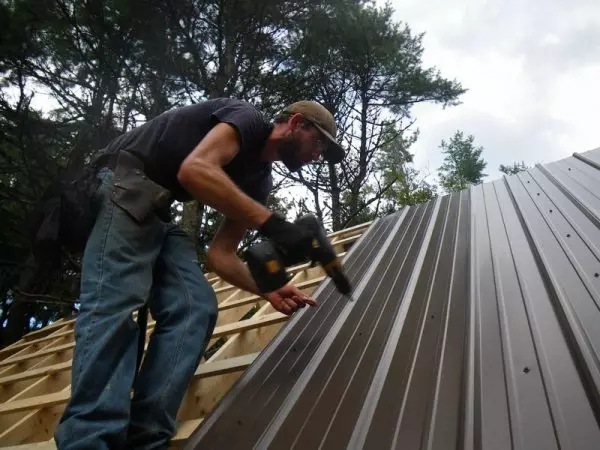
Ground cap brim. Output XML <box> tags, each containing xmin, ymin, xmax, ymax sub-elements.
<box><xmin>313</xmin><ymin>124</ymin><xmax>345</xmax><ymax>164</ymax></box>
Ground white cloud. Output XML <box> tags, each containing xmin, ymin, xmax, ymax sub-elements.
<box><xmin>381</xmin><ymin>0</ymin><xmax>600</xmax><ymax>183</ymax></box>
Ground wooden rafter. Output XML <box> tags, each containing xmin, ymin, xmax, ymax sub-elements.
<box><xmin>0</xmin><ymin>221</ymin><xmax>372</xmax><ymax>448</ymax></box>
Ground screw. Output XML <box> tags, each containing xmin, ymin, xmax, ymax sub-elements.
<box><xmin>523</xmin><ymin>367</ymin><xmax>530</xmax><ymax>374</ymax></box>
<box><xmin>537</xmin><ymin>193</ymin><xmax>540</xmax><ymax>196</ymax></box>
<box><xmin>549</xmin><ymin>210</ymin><xmax>553</xmax><ymax>213</ymax></box>
<box><xmin>595</xmin><ymin>273</ymin><xmax>599</xmax><ymax>278</ymax></box>
<box><xmin>567</xmin><ymin>234</ymin><xmax>571</xmax><ymax>238</ymax></box>
<box><xmin>430</xmin><ymin>314</ymin><xmax>435</xmax><ymax>319</ymax></box>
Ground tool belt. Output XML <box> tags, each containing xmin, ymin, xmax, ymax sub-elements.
<box><xmin>110</xmin><ymin>150</ymin><xmax>173</xmax><ymax>224</ymax></box>
<box><xmin>31</xmin><ymin>150</ymin><xmax>173</xmax><ymax>267</ymax></box>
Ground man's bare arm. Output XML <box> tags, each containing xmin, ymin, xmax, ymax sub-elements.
<box><xmin>206</xmin><ymin>217</ymin><xmax>261</xmax><ymax>295</ymax></box>
<box><xmin>177</xmin><ymin>122</ymin><xmax>271</xmax><ymax>229</ymax></box>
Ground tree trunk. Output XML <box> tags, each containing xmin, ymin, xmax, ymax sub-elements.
<box><xmin>348</xmin><ymin>88</ymin><xmax>369</xmax><ymax>221</ymax></box>
<box><xmin>181</xmin><ymin>201</ymin><xmax>204</xmax><ymax>257</ymax></box>
<box><xmin>329</xmin><ymin>162</ymin><xmax>342</xmax><ymax>230</ymax></box>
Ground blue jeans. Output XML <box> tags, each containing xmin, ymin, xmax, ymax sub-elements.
<box><xmin>55</xmin><ymin>168</ymin><xmax>218</xmax><ymax>450</ymax></box>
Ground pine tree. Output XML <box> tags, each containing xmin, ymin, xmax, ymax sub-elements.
<box><xmin>438</xmin><ymin>131</ymin><xmax>487</xmax><ymax>193</ymax></box>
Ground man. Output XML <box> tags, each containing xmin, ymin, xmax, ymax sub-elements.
<box><xmin>55</xmin><ymin>98</ymin><xmax>345</xmax><ymax>449</ymax></box>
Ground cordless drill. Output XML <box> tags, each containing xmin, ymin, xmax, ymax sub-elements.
<box><xmin>245</xmin><ymin>214</ymin><xmax>352</xmax><ymax>298</ymax></box>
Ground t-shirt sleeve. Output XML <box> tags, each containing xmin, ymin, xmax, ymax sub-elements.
<box><xmin>211</xmin><ymin>102</ymin><xmax>269</xmax><ymax>155</ymax></box>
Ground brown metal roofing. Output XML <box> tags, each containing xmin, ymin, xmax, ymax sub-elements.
<box><xmin>184</xmin><ymin>148</ymin><xmax>600</xmax><ymax>450</ymax></box>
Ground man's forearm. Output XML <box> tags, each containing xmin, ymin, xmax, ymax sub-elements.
<box><xmin>178</xmin><ymin>161</ymin><xmax>270</xmax><ymax>229</ymax></box>
<box><xmin>208</xmin><ymin>251</ymin><xmax>261</xmax><ymax>296</ymax></box>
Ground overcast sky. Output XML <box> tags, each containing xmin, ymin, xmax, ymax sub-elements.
<box><xmin>381</xmin><ymin>0</ymin><xmax>600</xmax><ymax>183</ymax></box>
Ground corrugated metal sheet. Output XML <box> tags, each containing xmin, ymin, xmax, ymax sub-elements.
<box><xmin>185</xmin><ymin>148</ymin><xmax>600</xmax><ymax>450</ymax></box>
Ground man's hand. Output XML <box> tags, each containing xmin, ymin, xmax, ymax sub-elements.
<box><xmin>264</xmin><ymin>284</ymin><xmax>317</xmax><ymax>316</ymax></box>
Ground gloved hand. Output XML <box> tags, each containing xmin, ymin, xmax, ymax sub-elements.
<box><xmin>258</xmin><ymin>213</ymin><xmax>315</xmax><ymax>264</ymax></box>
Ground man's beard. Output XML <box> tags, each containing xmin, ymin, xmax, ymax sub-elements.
<box><xmin>278</xmin><ymin>135</ymin><xmax>303</xmax><ymax>172</ymax></box>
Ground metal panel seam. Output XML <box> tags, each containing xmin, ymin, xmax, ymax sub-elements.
<box><xmin>347</xmin><ymin>196</ymin><xmax>443</xmax><ymax>450</ymax></box>
<box><xmin>502</xmin><ymin>173</ymin><xmax>600</xmax><ymax>426</ymax></box>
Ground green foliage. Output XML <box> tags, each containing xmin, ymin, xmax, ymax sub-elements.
<box><xmin>499</xmin><ymin>161</ymin><xmax>529</xmax><ymax>175</ymax></box>
<box><xmin>437</xmin><ymin>131</ymin><xmax>487</xmax><ymax>193</ymax></box>
<box><xmin>377</xmin><ymin>124</ymin><xmax>436</xmax><ymax>210</ymax></box>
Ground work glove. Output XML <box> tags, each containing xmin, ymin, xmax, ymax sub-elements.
<box><xmin>258</xmin><ymin>213</ymin><xmax>315</xmax><ymax>265</ymax></box>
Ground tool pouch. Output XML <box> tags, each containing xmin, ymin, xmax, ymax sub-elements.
<box><xmin>111</xmin><ymin>150</ymin><xmax>172</xmax><ymax>223</ymax></box>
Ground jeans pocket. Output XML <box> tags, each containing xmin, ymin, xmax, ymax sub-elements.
<box><xmin>110</xmin><ymin>151</ymin><xmax>172</xmax><ymax>223</ymax></box>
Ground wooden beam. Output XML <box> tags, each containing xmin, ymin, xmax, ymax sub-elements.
<box><xmin>0</xmin><ymin>368</ymin><xmax>70</xmax><ymax>433</ymax></box>
<box><xmin>0</xmin><ymin>417</ymin><xmax>203</xmax><ymax>449</ymax></box>
<box><xmin>0</xmin><ymin>353</ymin><xmax>250</xmax><ymax>447</ymax></box>
<box><xmin>0</xmin><ymin>343</ymin><xmax>75</xmax><ymax>369</ymax></box>
<box><xmin>0</xmin><ymin>391</ymin><xmax>68</xmax><ymax>416</ymax></box>
<box><xmin>194</xmin><ymin>352</ymin><xmax>258</xmax><ymax>378</ymax></box>
<box><xmin>0</xmin><ymin>362</ymin><xmax>71</xmax><ymax>387</ymax></box>
<box><xmin>0</xmin><ymin>399</ymin><xmax>64</xmax><ymax>446</ymax></box>
<box><xmin>23</xmin><ymin>350</ymin><xmax>73</xmax><ymax>374</ymax></box>
<box><xmin>214</xmin><ymin>286</ymin><xmax>258</xmax><ymax>329</ymax></box>
<box><xmin>170</xmin><ymin>419</ymin><xmax>203</xmax><ymax>448</ymax></box>
<box><xmin>327</xmin><ymin>220</ymin><xmax>372</xmax><ymax>238</ymax></box>
<box><xmin>211</xmin><ymin>312</ymin><xmax>288</xmax><ymax>340</ymax></box>
<box><xmin>0</xmin><ymin>352</ymin><xmax>259</xmax><ymax>418</ymax></box>
<box><xmin>0</xmin><ymin>415</ymin><xmax>55</xmax><ymax>448</ymax></box>
<box><xmin>0</xmin><ymin>328</ymin><xmax>74</xmax><ymax>358</ymax></box>
<box><xmin>0</xmin><ymin>339</ymin><xmax>73</xmax><ymax>380</ymax></box>
<box><xmin>0</xmin><ymin>328</ymin><xmax>71</xmax><ymax>366</ymax></box>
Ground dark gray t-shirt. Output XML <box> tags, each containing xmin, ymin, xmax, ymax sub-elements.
<box><xmin>104</xmin><ymin>98</ymin><xmax>273</xmax><ymax>203</ymax></box>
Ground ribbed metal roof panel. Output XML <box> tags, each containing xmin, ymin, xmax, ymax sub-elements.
<box><xmin>185</xmin><ymin>148</ymin><xmax>600</xmax><ymax>450</ymax></box>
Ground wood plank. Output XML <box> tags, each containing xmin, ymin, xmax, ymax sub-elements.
<box><xmin>0</xmin><ymin>353</ymin><xmax>258</xmax><ymax>417</ymax></box>
<box><xmin>0</xmin><ymin>344</ymin><xmax>74</xmax><ymax>369</ymax></box>
<box><xmin>327</xmin><ymin>220</ymin><xmax>372</xmax><ymax>238</ymax></box>
<box><xmin>0</xmin><ymin>391</ymin><xmax>69</xmax><ymax>415</ymax></box>
<box><xmin>0</xmin><ymin>416</ymin><xmax>54</xmax><ymax>447</ymax></box>
<box><xmin>0</xmin><ymin>416</ymin><xmax>202</xmax><ymax>449</ymax></box>
<box><xmin>25</xmin><ymin>404</ymin><xmax>64</xmax><ymax>445</ymax></box>
<box><xmin>214</xmin><ymin>287</ymin><xmax>256</xmax><ymax>329</ymax></box>
<box><xmin>0</xmin><ymin>374</ymin><xmax>66</xmax><ymax>431</ymax></box>
<box><xmin>194</xmin><ymin>352</ymin><xmax>258</xmax><ymax>378</ymax></box>
<box><xmin>171</xmin><ymin>418</ymin><xmax>203</xmax><ymax>443</ymax></box>
<box><xmin>24</xmin><ymin>350</ymin><xmax>73</xmax><ymax>374</ymax></box>
<box><xmin>0</xmin><ymin>403</ymin><xmax>64</xmax><ymax>447</ymax></box>
<box><xmin>0</xmin><ymin>329</ymin><xmax>74</xmax><ymax>357</ymax></box>
<box><xmin>0</xmin><ymin>362</ymin><xmax>71</xmax><ymax>387</ymax></box>
<box><xmin>211</xmin><ymin>312</ymin><xmax>288</xmax><ymax>339</ymax></box>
